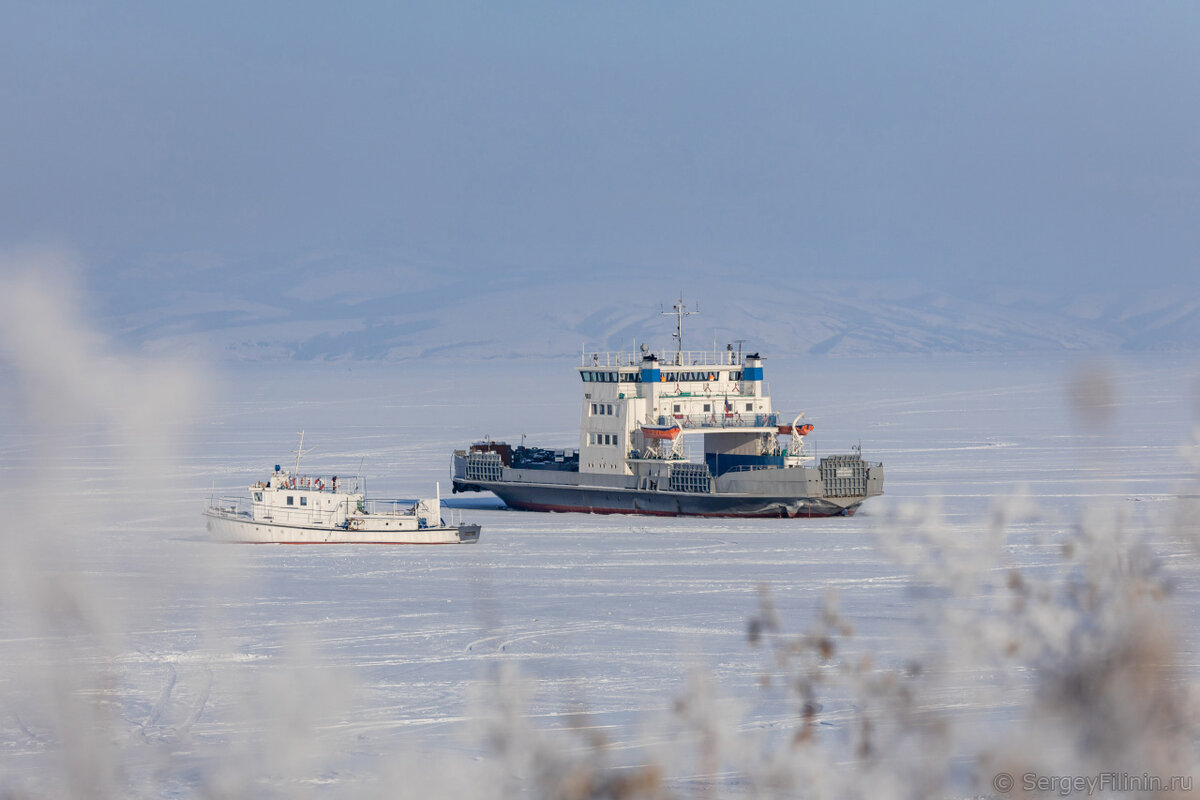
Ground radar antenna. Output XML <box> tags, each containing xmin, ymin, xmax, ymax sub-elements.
<box><xmin>660</xmin><ymin>295</ymin><xmax>699</xmax><ymax>364</ymax></box>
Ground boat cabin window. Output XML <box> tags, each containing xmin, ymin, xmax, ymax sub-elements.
<box><xmin>254</xmin><ymin>492</ymin><xmax>263</xmax><ymax>502</ymax></box>
<box><xmin>607</xmin><ymin>404</ymin><xmax>614</xmax><ymax>415</ymax></box>
<box><xmin>703</xmin><ymin>404</ymin><xmax>711</xmax><ymax>412</ymax></box>
<box><xmin>673</xmin><ymin>404</ymin><xmax>681</xmax><ymax>413</ymax></box>
<box><xmin>300</xmin><ymin>497</ymin><xmax>307</xmax><ymax>506</ymax></box>
<box><xmin>746</xmin><ymin>403</ymin><xmax>753</xmax><ymax>411</ymax></box>
<box><xmin>287</xmin><ymin>496</ymin><xmax>294</xmax><ymax>506</ymax></box>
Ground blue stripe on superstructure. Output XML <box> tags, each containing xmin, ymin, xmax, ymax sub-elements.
<box><xmin>744</xmin><ymin>366</ymin><xmax>764</xmax><ymax>381</ymax></box>
<box><xmin>640</xmin><ymin>368</ymin><xmax>661</xmax><ymax>382</ymax></box>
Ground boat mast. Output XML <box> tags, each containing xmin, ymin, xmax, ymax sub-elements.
<box><xmin>660</xmin><ymin>296</ymin><xmax>699</xmax><ymax>364</ymax></box>
<box><xmin>292</xmin><ymin>430</ymin><xmax>314</xmax><ymax>476</ymax></box>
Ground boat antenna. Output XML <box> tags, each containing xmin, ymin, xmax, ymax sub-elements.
<box><xmin>660</xmin><ymin>295</ymin><xmax>698</xmax><ymax>364</ymax></box>
<box><xmin>356</xmin><ymin>456</ymin><xmax>365</xmax><ymax>493</ymax></box>
<box><xmin>292</xmin><ymin>430</ymin><xmax>315</xmax><ymax>475</ymax></box>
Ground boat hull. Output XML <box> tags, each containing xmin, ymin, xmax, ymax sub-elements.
<box><xmin>453</xmin><ymin>478</ymin><xmax>860</xmax><ymax>518</ymax></box>
<box><xmin>204</xmin><ymin>510</ymin><xmax>480</xmax><ymax>544</ymax></box>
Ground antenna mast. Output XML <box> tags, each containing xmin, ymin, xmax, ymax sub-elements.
<box><xmin>292</xmin><ymin>430</ymin><xmax>315</xmax><ymax>475</ymax></box>
<box><xmin>660</xmin><ymin>295</ymin><xmax>699</xmax><ymax>363</ymax></box>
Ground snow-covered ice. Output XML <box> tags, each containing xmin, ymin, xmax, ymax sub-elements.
<box><xmin>2</xmin><ymin>352</ymin><xmax>1199</xmax><ymax>796</ymax></box>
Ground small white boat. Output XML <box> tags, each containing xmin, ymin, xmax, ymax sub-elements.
<box><xmin>205</xmin><ymin>433</ymin><xmax>480</xmax><ymax>544</ymax></box>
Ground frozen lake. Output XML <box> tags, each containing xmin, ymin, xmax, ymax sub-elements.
<box><xmin>2</xmin><ymin>354</ymin><xmax>1199</xmax><ymax>796</ymax></box>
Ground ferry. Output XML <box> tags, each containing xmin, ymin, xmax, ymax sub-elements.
<box><xmin>206</xmin><ymin>433</ymin><xmax>481</xmax><ymax>544</ymax></box>
<box><xmin>452</xmin><ymin>301</ymin><xmax>883</xmax><ymax>518</ymax></box>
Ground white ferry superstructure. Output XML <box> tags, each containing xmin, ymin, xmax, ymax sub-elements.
<box><xmin>452</xmin><ymin>305</ymin><xmax>883</xmax><ymax>518</ymax></box>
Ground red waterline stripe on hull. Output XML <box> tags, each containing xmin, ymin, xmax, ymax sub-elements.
<box><xmin>229</xmin><ymin>540</ymin><xmax>468</xmax><ymax>545</ymax></box>
<box><xmin>501</xmin><ymin>500</ymin><xmax>849</xmax><ymax>518</ymax></box>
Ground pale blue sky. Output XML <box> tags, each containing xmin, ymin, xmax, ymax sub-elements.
<box><xmin>4</xmin><ymin>2</ymin><xmax>1198</xmax><ymax>300</ymax></box>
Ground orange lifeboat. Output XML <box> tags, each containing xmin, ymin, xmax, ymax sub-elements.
<box><xmin>641</xmin><ymin>424</ymin><xmax>682</xmax><ymax>440</ymax></box>
<box><xmin>778</xmin><ymin>424</ymin><xmax>814</xmax><ymax>436</ymax></box>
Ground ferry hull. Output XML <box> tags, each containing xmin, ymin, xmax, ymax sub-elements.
<box><xmin>453</xmin><ymin>479</ymin><xmax>860</xmax><ymax>518</ymax></box>
<box><xmin>204</xmin><ymin>511</ymin><xmax>480</xmax><ymax>544</ymax></box>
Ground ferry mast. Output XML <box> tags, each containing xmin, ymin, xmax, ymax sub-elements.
<box><xmin>660</xmin><ymin>296</ymin><xmax>699</xmax><ymax>365</ymax></box>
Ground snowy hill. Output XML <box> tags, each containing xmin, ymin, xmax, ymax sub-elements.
<box><xmin>90</xmin><ymin>257</ymin><xmax>1198</xmax><ymax>360</ymax></box>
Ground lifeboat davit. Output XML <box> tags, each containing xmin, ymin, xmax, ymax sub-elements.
<box><xmin>641</xmin><ymin>424</ymin><xmax>682</xmax><ymax>440</ymax></box>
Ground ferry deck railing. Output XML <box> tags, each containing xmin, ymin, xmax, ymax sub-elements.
<box><xmin>656</xmin><ymin>412</ymin><xmax>781</xmax><ymax>430</ymax></box>
<box><xmin>582</xmin><ymin>348</ymin><xmax>745</xmax><ymax>368</ymax></box>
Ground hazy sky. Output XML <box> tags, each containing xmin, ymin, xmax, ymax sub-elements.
<box><xmin>4</xmin><ymin>2</ymin><xmax>1198</xmax><ymax>296</ymax></box>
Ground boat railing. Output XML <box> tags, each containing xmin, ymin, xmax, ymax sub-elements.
<box><xmin>723</xmin><ymin>464</ymin><xmax>776</xmax><ymax>473</ymax></box>
<box><xmin>269</xmin><ymin>475</ymin><xmax>354</xmax><ymax>493</ymax></box>
<box><xmin>207</xmin><ymin>496</ymin><xmax>248</xmax><ymax>515</ymax></box>
<box><xmin>208</xmin><ymin>494</ymin><xmax>422</xmax><ymax>522</ymax></box>
<box><xmin>360</xmin><ymin>498</ymin><xmax>421</xmax><ymax>515</ymax></box>
<box><xmin>723</xmin><ymin>461</ymin><xmax>813</xmax><ymax>473</ymax></box>
<box><xmin>656</xmin><ymin>412</ymin><xmax>781</xmax><ymax>430</ymax></box>
<box><xmin>581</xmin><ymin>348</ymin><xmax>745</xmax><ymax>368</ymax></box>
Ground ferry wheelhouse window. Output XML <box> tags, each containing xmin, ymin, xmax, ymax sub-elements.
<box><xmin>254</xmin><ymin>492</ymin><xmax>263</xmax><ymax>502</ymax></box>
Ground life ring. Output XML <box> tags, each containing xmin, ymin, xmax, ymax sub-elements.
<box><xmin>348</xmin><ymin>518</ymin><xmax>363</xmax><ymax>531</ymax></box>
<box><xmin>288</xmin><ymin>477</ymin><xmax>295</xmax><ymax>489</ymax></box>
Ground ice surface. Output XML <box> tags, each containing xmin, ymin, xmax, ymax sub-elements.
<box><xmin>2</xmin><ymin>349</ymin><xmax>1199</xmax><ymax>797</ymax></box>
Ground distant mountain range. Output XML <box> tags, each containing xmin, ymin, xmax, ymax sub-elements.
<box><xmin>91</xmin><ymin>257</ymin><xmax>1198</xmax><ymax>360</ymax></box>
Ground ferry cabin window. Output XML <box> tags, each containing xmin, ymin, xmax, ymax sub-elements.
<box><xmin>746</xmin><ymin>403</ymin><xmax>753</xmax><ymax>411</ymax></box>
<box><xmin>287</xmin><ymin>496</ymin><xmax>294</xmax><ymax>506</ymax></box>
<box><xmin>606</xmin><ymin>404</ymin><xmax>613</xmax><ymax>415</ymax></box>
<box><xmin>703</xmin><ymin>404</ymin><xmax>711</xmax><ymax>412</ymax></box>
<box><xmin>300</xmin><ymin>497</ymin><xmax>307</xmax><ymax>506</ymax></box>
<box><xmin>673</xmin><ymin>404</ymin><xmax>681</xmax><ymax>413</ymax></box>
<box><xmin>580</xmin><ymin>371</ymin><xmax>623</xmax><ymax>383</ymax></box>
<box><xmin>254</xmin><ymin>492</ymin><xmax>263</xmax><ymax>502</ymax></box>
